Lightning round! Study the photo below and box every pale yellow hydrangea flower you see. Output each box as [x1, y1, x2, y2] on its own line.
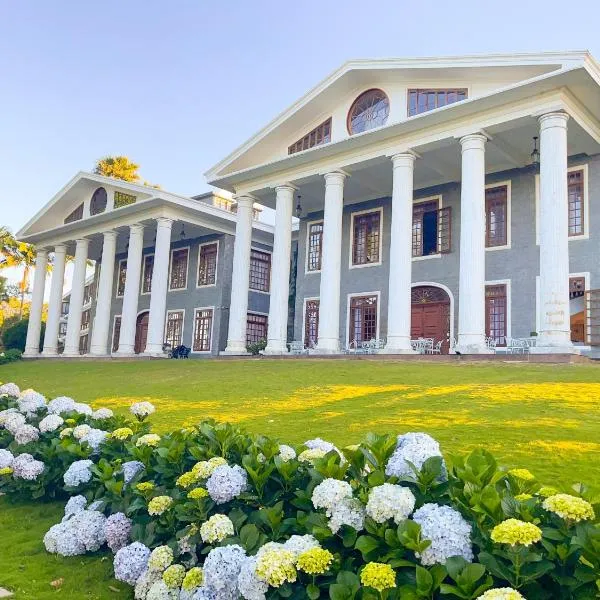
[491, 519, 542, 547]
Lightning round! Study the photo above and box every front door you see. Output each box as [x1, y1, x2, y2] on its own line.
[411, 286, 451, 353]
[134, 312, 149, 354]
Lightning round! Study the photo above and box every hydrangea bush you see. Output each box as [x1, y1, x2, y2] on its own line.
[1, 381, 599, 599]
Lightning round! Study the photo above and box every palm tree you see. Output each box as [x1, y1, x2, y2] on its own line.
[94, 156, 141, 182]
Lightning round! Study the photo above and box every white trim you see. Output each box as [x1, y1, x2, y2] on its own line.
[410, 282, 455, 351]
[140, 253, 155, 295]
[302, 296, 320, 345]
[191, 306, 215, 354]
[116, 259, 127, 298]
[249, 246, 272, 295]
[196, 240, 220, 288]
[345, 290, 381, 346]
[304, 219, 324, 275]
[164, 308, 186, 347]
[484, 278, 512, 340]
[485, 180, 512, 251]
[110, 314, 122, 354]
[411, 194, 442, 261]
[349, 207, 384, 270]
[168, 246, 190, 292]
[535, 163, 589, 244]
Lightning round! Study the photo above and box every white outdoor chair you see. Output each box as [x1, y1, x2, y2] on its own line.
[427, 340, 443, 354]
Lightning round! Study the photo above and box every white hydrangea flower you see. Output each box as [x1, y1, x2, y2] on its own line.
[0, 382, 20, 396]
[130, 401, 156, 418]
[476, 589, 525, 600]
[82, 428, 108, 452]
[64, 495, 88, 519]
[17, 389, 47, 415]
[366, 484, 416, 524]
[203, 545, 246, 600]
[283, 535, 320, 558]
[191, 587, 219, 600]
[47, 396, 77, 414]
[238, 556, 268, 600]
[88, 500, 103, 512]
[114, 542, 151, 585]
[0, 408, 20, 427]
[39, 414, 65, 433]
[73, 402, 93, 416]
[12, 453, 44, 480]
[14, 424, 39, 445]
[105, 512, 132, 552]
[92, 408, 114, 420]
[413, 503, 473, 566]
[134, 568, 162, 600]
[328, 497, 365, 534]
[311, 478, 353, 513]
[304, 437, 341, 457]
[200, 514, 235, 544]
[147, 580, 178, 600]
[278, 444, 296, 462]
[206, 464, 248, 504]
[73, 424, 92, 440]
[44, 521, 85, 556]
[122, 460, 145, 484]
[3, 412, 27, 434]
[0, 448, 14, 469]
[64, 459, 94, 487]
[70, 510, 107, 551]
[385, 432, 445, 479]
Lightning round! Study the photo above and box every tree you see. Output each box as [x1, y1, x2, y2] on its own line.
[2, 317, 45, 352]
[94, 156, 141, 182]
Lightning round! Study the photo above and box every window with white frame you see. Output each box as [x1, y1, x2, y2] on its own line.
[116, 260, 127, 297]
[169, 248, 189, 290]
[192, 308, 213, 351]
[304, 299, 320, 347]
[351, 210, 381, 266]
[249, 250, 271, 292]
[306, 222, 323, 272]
[164, 310, 184, 348]
[142, 254, 154, 294]
[197, 242, 218, 286]
[485, 185, 508, 248]
[568, 169, 585, 237]
[412, 199, 451, 257]
[246, 313, 268, 346]
[112, 317, 121, 352]
[349, 295, 378, 343]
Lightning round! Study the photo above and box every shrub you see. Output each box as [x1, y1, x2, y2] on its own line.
[246, 339, 267, 355]
[1, 319, 45, 352]
[0, 381, 599, 600]
[0, 349, 22, 365]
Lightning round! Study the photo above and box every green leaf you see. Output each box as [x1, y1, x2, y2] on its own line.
[307, 583, 320, 599]
[329, 584, 352, 600]
[415, 566, 433, 594]
[355, 535, 380, 559]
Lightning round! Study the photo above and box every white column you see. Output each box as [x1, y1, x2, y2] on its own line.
[89, 230, 118, 355]
[383, 153, 417, 354]
[314, 171, 347, 353]
[264, 184, 295, 354]
[116, 224, 145, 355]
[223, 195, 255, 354]
[533, 112, 575, 353]
[144, 218, 173, 355]
[23, 248, 48, 357]
[456, 133, 491, 354]
[42, 245, 67, 356]
[63, 238, 89, 356]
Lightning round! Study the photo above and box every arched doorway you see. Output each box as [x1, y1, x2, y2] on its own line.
[411, 285, 451, 353]
[134, 311, 149, 354]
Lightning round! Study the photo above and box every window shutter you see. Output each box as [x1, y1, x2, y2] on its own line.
[437, 206, 452, 253]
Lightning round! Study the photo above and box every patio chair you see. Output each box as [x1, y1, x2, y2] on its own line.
[172, 345, 191, 359]
[427, 340, 443, 354]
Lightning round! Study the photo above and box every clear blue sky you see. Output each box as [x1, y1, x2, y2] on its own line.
[1, 0, 599, 236]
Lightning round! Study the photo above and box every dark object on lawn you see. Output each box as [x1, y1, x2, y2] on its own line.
[171, 345, 191, 359]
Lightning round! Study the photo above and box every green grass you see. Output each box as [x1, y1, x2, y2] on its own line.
[2, 358, 600, 598]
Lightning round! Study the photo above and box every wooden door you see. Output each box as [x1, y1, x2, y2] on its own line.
[411, 303, 450, 353]
[134, 312, 149, 354]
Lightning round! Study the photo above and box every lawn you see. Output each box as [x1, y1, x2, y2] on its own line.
[1, 358, 600, 599]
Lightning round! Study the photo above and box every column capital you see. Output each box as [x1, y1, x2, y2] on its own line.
[74, 237, 90, 247]
[102, 229, 118, 239]
[233, 194, 257, 208]
[53, 244, 67, 255]
[538, 111, 569, 129]
[459, 132, 488, 150]
[155, 217, 174, 228]
[129, 223, 145, 234]
[323, 170, 349, 184]
[274, 182, 298, 194]
[36, 247, 49, 257]
[390, 151, 419, 166]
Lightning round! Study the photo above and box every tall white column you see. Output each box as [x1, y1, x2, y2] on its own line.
[144, 218, 173, 355]
[456, 133, 491, 354]
[89, 230, 118, 356]
[23, 248, 48, 357]
[63, 238, 89, 356]
[42, 244, 67, 356]
[116, 224, 145, 355]
[314, 171, 347, 353]
[264, 184, 295, 355]
[533, 112, 575, 353]
[223, 195, 255, 354]
[383, 153, 417, 354]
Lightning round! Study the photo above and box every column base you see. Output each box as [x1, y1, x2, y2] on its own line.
[530, 345, 580, 355]
[61, 352, 83, 358]
[112, 351, 137, 358]
[263, 343, 289, 355]
[220, 349, 250, 356]
[379, 346, 417, 355]
[454, 344, 494, 355]
[41, 349, 59, 357]
[88, 351, 110, 357]
[23, 350, 40, 358]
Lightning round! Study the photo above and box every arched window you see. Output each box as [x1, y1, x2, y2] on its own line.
[90, 187, 107, 215]
[347, 89, 390, 135]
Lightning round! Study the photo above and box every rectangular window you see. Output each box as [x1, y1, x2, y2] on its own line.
[408, 89, 468, 116]
[249, 249, 271, 292]
[83, 283, 94, 305]
[304, 299, 320, 348]
[485, 285, 507, 345]
[79, 334, 88, 355]
[349, 295, 378, 344]
[169, 248, 189, 290]
[288, 118, 332, 155]
[142, 255, 154, 294]
[61, 301, 70, 315]
[306, 222, 323, 272]
[114, 191, 137, 208]
[197, 242, 218, 286]
[80, 309, 91, 331]
[485, 185, 508, 247]
[117, 260, 127, 297]
[246, 313, 268, 346]
[192, 308, 213, 352]
[64, 203, 84, 224]
[59, 322, 67, 336]
[352, 211, 381, 266]
[164, 310, 184, 348]
[112, 317, 122, 352]
[568, 169, 584, 236]
[412, 200, 451, 257]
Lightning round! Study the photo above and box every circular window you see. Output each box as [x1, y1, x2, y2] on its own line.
[90, 187, 107, 215]
[347, 89, 390, 135]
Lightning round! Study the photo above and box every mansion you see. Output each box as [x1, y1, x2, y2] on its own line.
[18, 51, 600, 357]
